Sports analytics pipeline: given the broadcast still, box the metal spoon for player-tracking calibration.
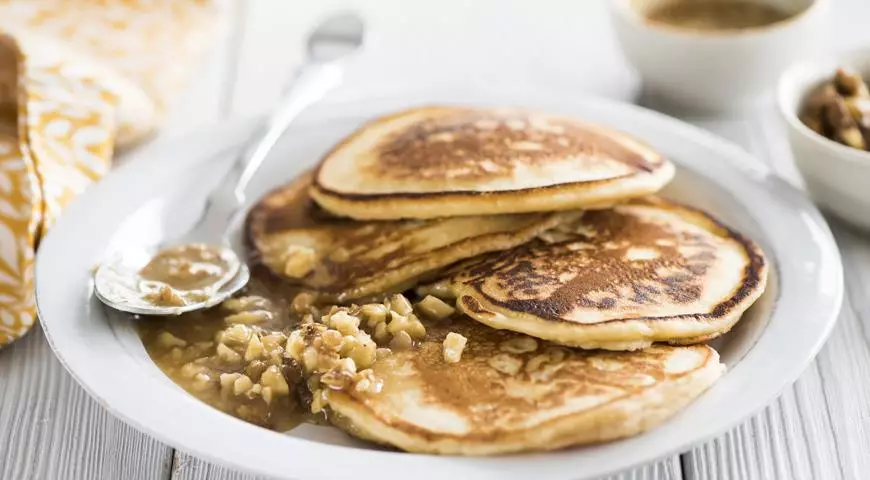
[94,12,365,315]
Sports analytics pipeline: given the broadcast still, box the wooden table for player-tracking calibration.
[2,1,869,479]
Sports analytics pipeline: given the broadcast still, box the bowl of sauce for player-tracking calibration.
[608,0,830,112]
[645,1,792,31]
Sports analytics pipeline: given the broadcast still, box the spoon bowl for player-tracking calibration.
[94,252,250,316]
[93,12,365,315]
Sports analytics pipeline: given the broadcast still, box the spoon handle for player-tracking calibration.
[187,61,344,242]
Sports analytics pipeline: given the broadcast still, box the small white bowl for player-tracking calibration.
[608,0,830,112]
[778,48,870,232]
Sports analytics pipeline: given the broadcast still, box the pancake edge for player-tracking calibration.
[310,106,675,220]
[326,345,725,455]
[449,197,769,350]
[244,179,579,301]
[456,295,749,351]
[309,164,673,220]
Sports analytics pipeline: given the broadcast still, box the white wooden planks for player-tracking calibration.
[0,328,173,480]
[684,223,870,480]
[169,452,683,480]
[170,450,268,480]
[678,105,865,480]
[815,223,870,479]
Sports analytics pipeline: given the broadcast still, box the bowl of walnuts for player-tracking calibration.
[779,48,870,231]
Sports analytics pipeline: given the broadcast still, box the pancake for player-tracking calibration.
[245,173,575,302]
[326,317,725,455]
[310,106,675,220]
[438,197,768,350]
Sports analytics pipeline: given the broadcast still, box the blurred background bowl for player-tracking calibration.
[778,47,870,232]
[609,0,830,112]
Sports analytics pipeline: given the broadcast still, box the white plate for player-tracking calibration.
[36,88,843,480]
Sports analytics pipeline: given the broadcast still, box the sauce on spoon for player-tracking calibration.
[138,244,238,307]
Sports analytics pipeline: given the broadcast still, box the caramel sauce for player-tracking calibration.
[140,244,231,291]
[138,243,238,307]
[646,1,791,31]
[136,273,324,431]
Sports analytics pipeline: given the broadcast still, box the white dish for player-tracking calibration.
[778,47,870,232]
[608,0,829,112]
[36,88,842,480]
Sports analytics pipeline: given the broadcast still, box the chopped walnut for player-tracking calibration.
[353,369,384,394]
[389,293,414,316]
[390,331,414,351]
[499,336,538,354]
[310,388,329,414]
[216,343,241,363]
[320,366,354,390]
[225,310,272,325]
[347,333,377,369]
[375,347,392,360]
[261,386,275,405]
[219,373,241,393]
[221,324,253,345]
[222,296,270,312]
[801,67,870,151]
[260,365,290,396]
[329,310,360,336]
[386,312,411,335]
[302,346,320,372]
[415,280,456,300]
[245,360,268,383]
[245,334,266,361]
[156,331,187,349]
[282,245,316,278]
[180,362,206,379]
[536,229,574,244]
[443,332,467,364]
[525,354,549,373]
[285,330,306,361]
[191,373,213,391]
[284,304,390,411]
[247,383,263,399]
[835,68,870,97]
[338,335,357,356]
[416,295,455,320]
[372,322,389,344]
[233,374,254,396]
[361,303,388,327]
[291,292,316,313]
[386,311,426,339]
[321,329,344,350]
[488,353,523,375]
[260,333,286,353]
[406,315,427,340]
[144,285,186,306]
[546,346,569,363]
[169,347,183,361]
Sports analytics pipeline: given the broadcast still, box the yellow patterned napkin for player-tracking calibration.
[0,0,218,347]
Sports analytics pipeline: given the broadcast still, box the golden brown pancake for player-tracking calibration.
[438,197,768,350]
[245,173,575,302]
[327,317,724,455]
[310,106,675,220]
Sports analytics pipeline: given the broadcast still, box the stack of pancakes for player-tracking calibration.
[245,106,768,455]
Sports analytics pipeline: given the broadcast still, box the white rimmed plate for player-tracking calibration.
[36,88,843,480]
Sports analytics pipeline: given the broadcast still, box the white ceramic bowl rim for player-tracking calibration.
[778,45,870,165]
[608,0,830,38]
